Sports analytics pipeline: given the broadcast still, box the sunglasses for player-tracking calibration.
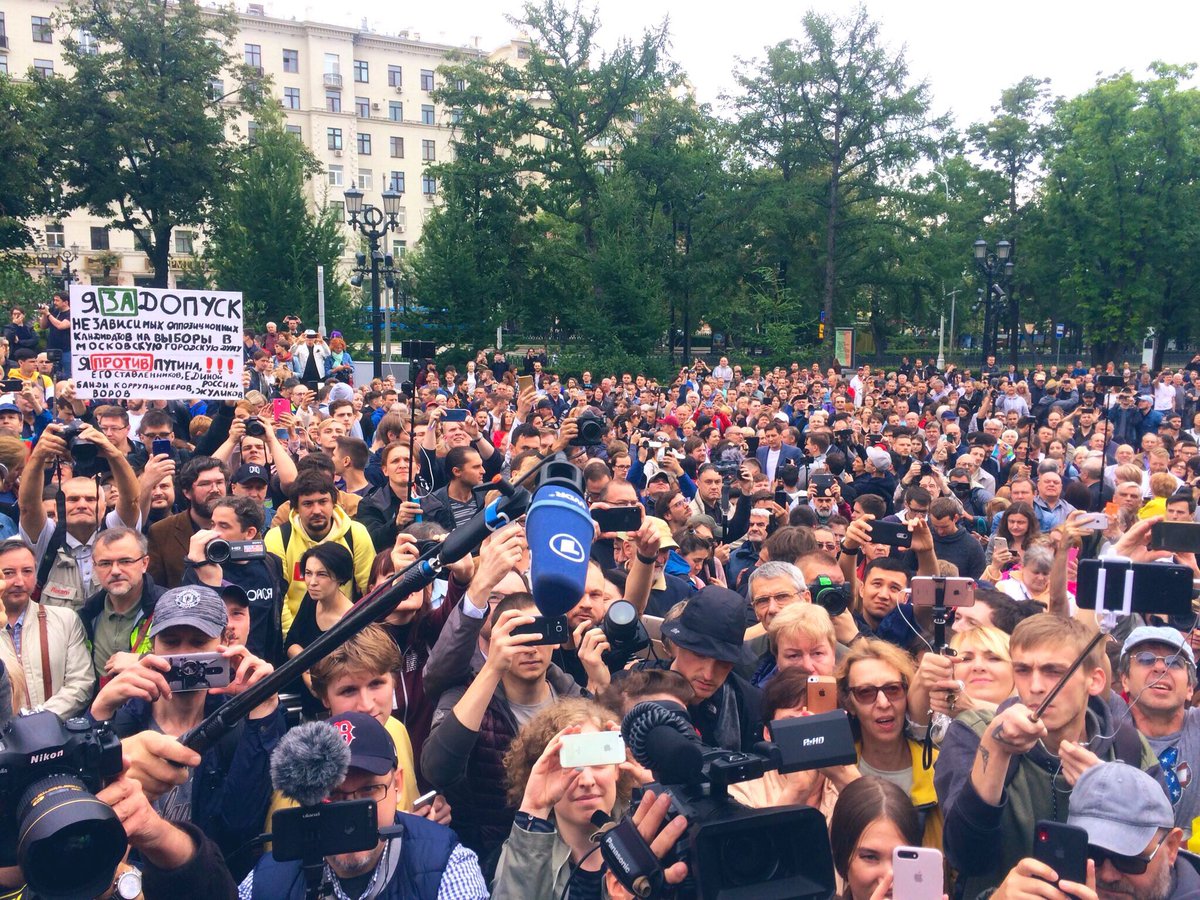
[848,682,906,704]
[1088,831,1166,875]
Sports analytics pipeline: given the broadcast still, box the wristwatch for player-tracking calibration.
[839,541,861,558]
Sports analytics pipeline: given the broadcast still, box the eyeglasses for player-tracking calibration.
[1132,651,1188,671]
[1088,831,1167,876]
[94,555,147,571]
[815,541,838,552]
[848,682,906,704]
[328,782,391,804]
[752,591,799,609]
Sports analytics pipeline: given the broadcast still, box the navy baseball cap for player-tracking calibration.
[328,711,397,775]
[232,464,269,486]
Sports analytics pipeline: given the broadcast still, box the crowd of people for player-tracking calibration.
[4,303,1200,899]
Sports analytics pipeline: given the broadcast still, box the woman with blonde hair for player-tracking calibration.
[492,698,636,899]
[908,626,1015,745]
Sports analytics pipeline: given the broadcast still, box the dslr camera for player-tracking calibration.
[243,416,267,438]
[0,710,127,900]
[56,420,108,478]
[600,600,650,671]
[571,410,606,447]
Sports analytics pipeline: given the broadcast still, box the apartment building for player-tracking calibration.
[1,0,486,287]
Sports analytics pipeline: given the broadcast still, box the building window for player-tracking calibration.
[353,60,368,83]
[31,16,52,43]
[247,121,259,142]
[357,133,372,155]
[33,59,53,77]
[389,101,402,122]
[174,231,195,254]
[421,104,435,125]
[285,124,302,137]
[422,174,437,196]
[395,207,407,228]
[327,128,343,151]
[389,171,405,193]
[0,13,6,43]
[324,53,339,74]
[283,87,300,110]
[0,58,7,76]
[209,79,224,102]
[421,139,436,162]
[355,96,370,118]
[517,45,531,59]
[90,227,110,251]
[388,65,402,87]
[244,44,261,68]
[329,201,345,221]
[44,223,64,250]
[357,169,372,190]
[420,69,434,91]
[390,136,404,158]
[326,91,341,113]
[450,108,463,124]
[77,29,98,55]
[283,48,299,73]
[393,239,408,257]
[328,165,344,187]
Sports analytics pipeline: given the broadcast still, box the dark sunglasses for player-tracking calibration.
[848,682,906,704]
[1088,831,1166,875]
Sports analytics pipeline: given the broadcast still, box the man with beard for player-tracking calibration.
[148,457,229,589]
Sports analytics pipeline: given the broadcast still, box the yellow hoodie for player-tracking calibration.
[265,506,375,637]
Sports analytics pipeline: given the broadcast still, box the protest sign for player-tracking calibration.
[69,286,244,400]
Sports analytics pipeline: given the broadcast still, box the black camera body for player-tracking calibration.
[205,537,267,564]
[0,710,126,898]
[55,420,108,478]
[600,600,650,671]
[243,416,267,438]
[571,410,606,447]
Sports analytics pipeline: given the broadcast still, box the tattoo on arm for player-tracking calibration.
[979,744,991,773]
[991,724,1023,750]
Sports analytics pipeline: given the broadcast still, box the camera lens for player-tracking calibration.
[17,774,126,900]
[205,538,231,564]
[603,600,638,642]
[243,417,266,438]
[719,829,783,886]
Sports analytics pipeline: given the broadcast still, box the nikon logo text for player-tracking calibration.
[30,750,65,764]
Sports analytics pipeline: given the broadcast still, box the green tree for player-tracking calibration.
[0,75,54,251]
[204,101,350,332]
[39,0,255,287]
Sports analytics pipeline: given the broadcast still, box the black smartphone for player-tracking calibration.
[773,489,791,508]
[1151,522,1200,555]
[272,800,378,862]
[1097,374,1125,388]
[1,379,24,393]
[152,438,173,458]
[745,436,760,456]
[1076,559,1193,617]
[442,408,469,422]
[866,520,912,548]
[1033,820,1088,885]
[591,506,643,534]
[512,614,570,646]
[812,474,835,494]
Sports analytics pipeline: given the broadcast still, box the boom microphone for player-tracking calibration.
[622,700,704,785]
[526,459,594,616]
[270,721,351,806]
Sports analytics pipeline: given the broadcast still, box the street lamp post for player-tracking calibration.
[344,187,402,379]
[59,245,78,292]
[35,246,59,281]
[972,239,1015,367]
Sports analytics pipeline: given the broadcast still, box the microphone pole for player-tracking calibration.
[179,450,566,756]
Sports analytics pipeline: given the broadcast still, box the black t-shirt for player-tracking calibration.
[46,310,70,350]
[568,866,603,900]
[285,595,326,716]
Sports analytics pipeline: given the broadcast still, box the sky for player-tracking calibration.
[270,0,1200,128]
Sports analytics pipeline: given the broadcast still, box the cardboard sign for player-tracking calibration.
[69,286,243,400]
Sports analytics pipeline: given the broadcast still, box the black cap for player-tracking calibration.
[662,586,748,664]
[233,464,269,485]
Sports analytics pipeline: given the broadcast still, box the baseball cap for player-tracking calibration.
[328,711,398,775]
[232,464,269,486]
[662,586,748,664]
[0,400,18,415]
[1121,624,1195,666]
[150,586,227,639]
[1069,762,1173,856]
[219,581,249,606]
[866,447,893,471]
[645,516,680,551]
[647,470,673,484]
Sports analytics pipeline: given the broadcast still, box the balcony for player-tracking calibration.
[324,72,343,89]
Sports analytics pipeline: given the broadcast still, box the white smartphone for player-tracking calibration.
[993,536,1008,555]
[412,790,437,812]
[1080,512,1109,531]
[559,731,626,769]
[892,845,943,899]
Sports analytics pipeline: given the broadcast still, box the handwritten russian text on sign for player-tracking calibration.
[69,286,244,400]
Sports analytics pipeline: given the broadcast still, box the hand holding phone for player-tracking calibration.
[559,731,626,769]
[891,846,944,899]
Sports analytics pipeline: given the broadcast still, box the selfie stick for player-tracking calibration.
[1029,629,1107,723]
[178,452,564,756]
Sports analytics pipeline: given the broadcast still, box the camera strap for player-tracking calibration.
[37,603,52,702]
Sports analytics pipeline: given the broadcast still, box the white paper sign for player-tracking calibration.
[69,285,244,400]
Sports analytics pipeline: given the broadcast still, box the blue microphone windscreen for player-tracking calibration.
[527,484,594,616]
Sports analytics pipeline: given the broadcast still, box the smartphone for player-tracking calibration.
[773,489,792,508]
[812,474,835,493]
[1033,820,1088,885]
[806,675,838,714]
[272,800,378,863]
[518,374,534,393]
[152,438,173,458]
[512,614,570,646]
[1079,512,1109,531]
[411,790,437,812]
[866,520,912,549]
[1076,559,1193,617]
[993,537,1009,556]
[559,731,626,769]
[272,398,291,421]
[161,651,232,693]
[442,408,469,423]
[892,846,944,900]
[910,576,975,608]
[1151,521,1200,554]
[591,506,644,534]
[0,379,24,393]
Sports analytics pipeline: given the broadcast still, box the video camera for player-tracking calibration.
[205,537,267,564]
[0,710,127,900]
[599,701,855,899]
